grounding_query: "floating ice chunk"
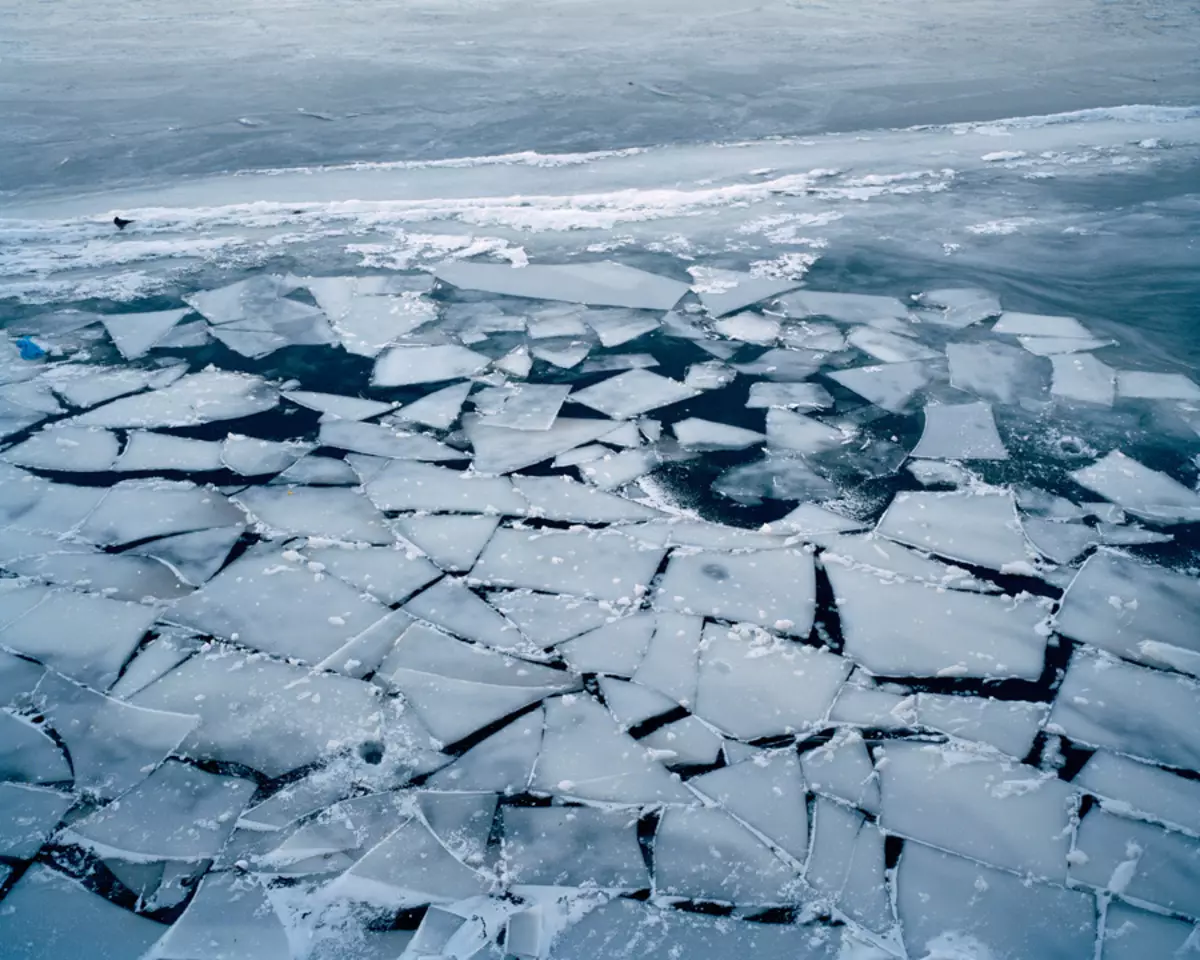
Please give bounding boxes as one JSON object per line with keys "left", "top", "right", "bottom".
{"left": 732, "top": 347, "right": 824, "bottom": 381}
{"left": 1050, "top": 353, "right": 1116, "bottom": 406}
{"left": 655, "top": 807, "right": 799, "bottom": 903}
{"left": 993, "top": 311, "right": 1093, "bottom": 339}
{"left": 404, "top": 576, "right": 524, "bottom": 651}
{"left": 1072, "top": 809, "right": 1200, "bottom": 917}
{"left": 512, "top": 475, "right": 658, "bottom": 523}
{"left": 776, "top": 290, "right": 909, "bottom": 324}
{"left": 283, "top": 389, "right": 394, "bottom": 421}
{"left": 101, "top": 308, "right": 191, "bottom": 360}
{"left": 114, "top": 432, "right": 222, "bottom": 472}
{"left": 0, "top": 646, "right": 46, "bottom": 702}
{"left": 1077, "top": 750, "right": 1200, "bottom": 836}
{"left": 695, "top": 623, "right": 849, "bottom": 739}
{"left": 168, "top": 546, "right": 388, "bottom": 662}
{"left": 551, "top": 444, "right": 611, "bottom": 468}
{"left": 555, "top": 612, "right": 655, "bottom": 675}
{"left": 333, "top": 293, "right": 437, "bottom": 356}
{"left": 1117, "top": 370, "right": 1200, "bottom": 401}
{"left": 7, "top": 550, "right": 193, "bottom": 602}
{"left": 830, "top": 682, "right": 916, "bottom": 730}
{"left": 472, "top": 527, "right": 665, "bottom": 602}
{"left": 396, "top": 514, "right": 499, "bottom": 572}
{"left": 640, "top": 715, "right": 722, "bottom": 765}
{"left": 820, "top": 532, "right": 994, "bottom": 590}
{"left": 129, "top": 525, "right": 243, "bottom": 587}
{"left": 600, "top": 421, "right": 643, "bottom": 448}
{"left": 877, "top": 489, "right": 1032, "bottom": 571}
{"left": 372, "top": 344, "right": 490, "bottom": 387}
{"left": 185, "top": 275, "right": 298, "bottom": 323}
{"left": 916, "top": 694, "right": 1046, "bottom": 758}
{"left": 0, "top": 710, "right": 70, "bottom": 783}
{"left": 581, "top": 448, "right": 655, "bottom": 491}
{"left": 779, "top": 320, "right": 847, "bottom": 352}
{"left": 827, "top": 565, "right": 1046, "bottom": 679}
{"left": 489, "top": 591, "right": 610, "bottom": 645}
{"left": 713, "top": 311, "right": 781, "bottom": 345}
{"left": 151, "top": 319, "right": 209, "bottom": 349}
{"left": 151, "top": 872, "right": 290, "bottom": 960}
{"left": 693, "top": 269, "right": 800, "bottom": 317}
{"left": 1101, "top": 900, "right": 1197, "bottom": 960}
{"left": 910, "top": 401, "right": 1008, "bottom": 460}
{"left": 3, "top": 425, "right": 120, "bottom": 472}
{"left": 256, "top": 790, "right": 411, "bottom": 875}
{"left": 387, "top": 383, "right": 470, "bottom": 432}
{"left": 495, "top": 345, "right": 533, "bottom": 378}
{"left": 671, "top": 417, "right": 763, "bottom": 451}
{"left": 426, "top": 708, "right": 543, "bottom": 794}
{"left": 65, "top": 760, "right": 254, "bottom": 860}
{"left": 418, "top": 790, "right": 496, "bottom": 866}
{"left": 1, "top": 586, "right": 157, "bottom": 688}
{"left": 879, "top": 741, "right": 1074, "bottom": 879}
{"left": 235, "top": 486, "right": 393, "bottom": 543}
{"left": 47, "top": 368, "right": 156, "bottom": 411}
{"left": 682, "top": 361, "right": 735, "bottom": 391}
{"left": 1072, "top": 450, "right": 1200, "bottom": 524}
{"left": 272, "top": 454, "right": 359, "bottom": 485}
{"left": 768, "top": 503, "right": 868, "bottom": 541}
{"left": 805, "top": 800, "right": 878, "bottom": 918}
{"left": 316, "top": 607, "right": 413, "bottom": 678}
{"left": 70, "top": 371, "right": 278, "bottom": 428}
{"left": 502, "top": 806, "right": 648, "bottom": 888}
{"left": 528, "top": 308, "right": 588, "bottom": 339}
{"left": 479, "top": 384, "right": 572, "bottom": 432}
{"left": 906, "top": 458, "right": 974, "bottom": 487}
{"left": 318, "top": 419, "right": 460, "bottom": 460}
{"left": 1018, "top": 335, "right": 1113, "bottom": 355}
{"left": 582, "top": 308, "right": 660, "bottom": 346}
{"left": 466, "top": 415, "right": 620, "bottom": 474}
{"left": 34, "top": 671, "right": 197, "bottom": 799}
{"left": 801, "top": 730, "right": 880, "bottom": 813}
{"left": 896, "top": 842, "right": 1096, "bottom": 959}
{"left": 0, "top": 865, "right": 165, "bottom": 960}
{"left": 947, "top": 341, "right": 1047, "bottom": 405}
{"left": 1050, "top": 650, "right": 1200, "bottom": 771}
{"left": 531, "top": 695, "right": 691, "bottom": 803}
{"left": 529, "top": 339, "right": 592, "bottom": 369}
{"left": 690, "top": 751, "right": 808, "bottom": 860}
{"left": 713, "top": 455, "right": 839, "bottom": 504}
{"left": 623, "top": 519, "right": 789, "bottom": 551}
{"left": 221, "top": 435, "right": 310, "bottom": 475}
{"left": 570, "top": 370, "right": 699, "bottom": 420}
{"left": 1054, "top": 552, "right": 1200, "bottom": 675}
{"left": 305, "top": 274, "right": 433, "bottom": 317}
{"left": 746, "top": 382, "right": 833, "bottom": 411}
{"left": 0, "top": 781, "right": 73, "bottom": 858}
{"left": 916, "top": 288, "right": 1001, "bottom": 328}
{"left": 435, "top": 260, "right": 689, "bottom": 311}
{"left": 656, "top": 548, "right": 815, "bottom": 635}
{"left": 80, "top": 479, "right": 243, "bottom": 546}
{"left": 107, "top": 631, "right": 201, "bottom": 700}
{"left": 765, "top": 408, "right": 850, "bottom": 455}
{"left": 828, "top": 361, "right": 932, "bottom": 412}
{"left": 632, "top": 613, "right": 702, "bottom": 706}
{"left": 846, "top": 327, "right": 936, "bottom": 363}
{"left": 365, "top": 462, "right": 522, "bottom": 515}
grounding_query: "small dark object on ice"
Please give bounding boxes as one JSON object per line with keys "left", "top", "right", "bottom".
{"left": 113, "top": 216, "right": 133, "bottom": 230}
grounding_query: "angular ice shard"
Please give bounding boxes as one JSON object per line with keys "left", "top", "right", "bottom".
{"left": 107, "top": 631, "right": 201, "bottom": 700}
{"left": 599, "top": 676, "right": 676, "bottom": 730}
{"left": 366, "top": 460, "right": 525, "bottom": 514}
{"left": 669, "top": 416, "right": 762, "bottom": 451}
{"left": 396, "top": 514, "right": 500, "bottom": 572}
{"left": 582, "top": 308, "right": 660, "bottom": 346}
{"left": 0, "top": 710, "right": 70, "bottom": 784}
{"left": 829, "top": 681, "right": 916, "bottom": 730}
{"left": 916, "top": 694, "right": 1046, "bottom": 758}
{"left": 1117, "top": 370, "right": 1200, "bottom": 401}
{"left": 168, "top": 547, "right": 388, "bottom": 662}
{"left": 372, "top": 344, "right": 490, "bottom": 387}
{"left": 476, "top": 384, "right": 571, "bottom": 431}
{"left": 1054, "top": 551, "right": 1200, "bottom": 675}
{"left": 690, "top": 751, "right": 808, "bottom": 860}
{"left": 133, "top": 643, "right": 440, "bottom": 778}
{"left": 513, "top": 475, "right": 660, "bottom": 522}
{"left": 426, "top": 708, "right": 543, "bottom": 794}
{"left": 466, "top": 415, "right": 621, "bottom": 474}
{"left": 1018, "top": 335, "right": 1113, "bottom": 355}
{"left": 732, "top": 347, "right": 824, "bottom": 380}
{"left": 404, "top": 577, "right": 525, "bottom": 652}
{"left": 489, "top": 591, "right": 610, "bottom": 645}
{"left": 640, "top": 716, "right": 722, "bottom": 765}
{"left": 102, "top": 308, "right": 191, "bottom": 360}
{"left": 910, "top": 401, "right": 1008, "bottom": 460}
{"left": 765, "top": 408, "right": 849, "bottom": 455}
{"left": 947, "top": 341, "right": 1047, "bottom": 405}
{"left": 65, "top": 760, "right": 254, "bottom": 860}
{"left": 776, "top": 290, "right": 909, "bottom": 324}
{"left": 70, "top": 371, "right": 278, "bottom": 428}
{"left": 115, "top": 432, "right": 224, "bottom": 472}
{"left": 993, "top": 311, "right": 1093, "bottom": 339}
{"left": 655, "top": 807, "right": 799, "bottom": 903}
{"left": 272, "top": 454, "right": 359, "bottom": 486}
{"left": 1077, "top": 750, "right": 1200, "bottom": 836}
{"left": 1101, "top": 900, "right": 1197, "bottom": 960}
{"left": 501, "top": 806, "right": 648, "bottom": 888}
{"left": 130, "top": 525, "right": 243, "bottom": 587}
{"left": 0, "top": 865, "right": 165, "bottom": 960}
{"left": 496, "top": 346, "right": 533, "bottom": 378}
{"left": 896, "top": 842, "right": 1095, "bottom": 960}
{"left": 556, "top": 612, "right": 655, "bottom": 675}
{"left": 805, "top": 799, "right": 891, "bottom": 930}
{"left": 746, "top": 381, "right": 833, "bottom": 411}
{"left": 623, "top": 519, "right": 789, "bottom": 551}
{"left": 876, "top": 489, "right": 1032, "bottom": 571}
{"left": 632, "top": 613, "right": 702, "bottom": 706}
{"left": 435, "top": 261, "right": 689, "bottom": 311}
{"left": 81, "top": 479, "right": 243, "bottom": 546}
{"left": 47, "top": 368, "right": 155, "bottom": 410}
{"left": 387, "top": 383, "right": 471, "bottom": 432}
{"left": 282, "top": 389, "right": 394, "bottom": 421}
{"left": 236, "top": 486, "right": 393, "bottom": 543}
{"left": 713, "top": 312, "right": 781, "bottom": 344}
{"left": 471, "top": 527, "right": 665, "bottom": 602}
{"left": 580, "top": 447, "right": 655, "bottom": 490}
{"left": 256, "top": 790, "right": 411, "bottom": 875}
{"left": 1050, "top": 353, "right": 1116, "bottom": 406}
{"left": 331, "top": 293, "right": 437, "bottom": 356}
{"left": 768, "top": 502, "right": 868, "bottom": 541}
{"left": 151, "top": 872, "right": 290, "bottom": 960}
{"left": 694, "top": 623, "right": 849, "bottom": 739}
{"left": 6, "top": 550, "right": 193, "bottom": 603}
{"left": 846, "top": 326, "right": 937, "bottom": 363}
{"left": 684, "top": 360, "right": 736, "bottom": 391}
{"left": 827, "top": 565, "right": 1046, "bottom": 679}
{"left": 220, "top": 435, "right": 310, "bottom": 475}
{"left": 820, "top": 532, "right": 994, "bottom": 590}
{"left": 530, "top": 695, "right": 691, "bottom": 803}
{"left": 570, "top": 369, "right": 700, "bottom": 420}
{"left": 318, "top": 419, "right": 460, "bottom": 460}
{"left": 0, "top": 781, "right": 73, "bottom": 858}
{"left": 655, "top": 548, "right": 816, "bottom": 635}
{"left": 827, "top": 361, "right": 932, "bottom": 412}
{"left": 1072, "top": 808, "right": 1200, "bottom": 917}
{"left": 779, "top": 320, "right": 847, "bottom": 351}
{"left": 879, "top": 741, "right": 1074, "bottom": 879}
{"left": 34, "top": 671, "right": 197, "bottom": 799}
{"left": 305, "top": 274, "right": 433, "bottom": 318}
{"left": 3, "top": 426, "right": 120, "bottom": 472}
{"left": 800, "top": 730, "right": 879, "bottom": 814}
{"left": 1050, "top": 650, "right": 1200, "bottom": 771}
{"left": 1072, "top": 450, "right": 1200, "bottom": 524}
{"left": 418, "top": 790, "right": 496, "bottom": 865}
{"left": 1022, "top": 517, "right": 1099, "bottom": 564}
{"left": 530, "top": 339, "right": 592, "bottom": 369}
{"left": 693, "top": 269, "right": 800, "bottom": 317}
{"left": 916, "top": 288, "right": 1001, "bottom": 328}
{"left": 713, "top": 455, "right": 840, "bottom": 504}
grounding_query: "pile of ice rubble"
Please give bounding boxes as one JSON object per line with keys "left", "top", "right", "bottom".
{"left": 1, "top": 259, "right": 1199, "bottom": 960}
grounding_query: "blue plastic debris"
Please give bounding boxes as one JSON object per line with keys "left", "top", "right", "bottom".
{"left": 15, "top": 337, "right": 46, "bottom": 360}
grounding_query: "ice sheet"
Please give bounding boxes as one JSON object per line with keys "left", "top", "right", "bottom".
{"left": 466, "top": 415, "right": 622, "bottom": 474}
{"left": 151, "top": 872, "right": 290, "bottom": 960}
{"left": 827, "top": 361, "right": 932, "bottom": 412}
{"left": 1072, "top": 450, "right": 1200, "bottom": 524}
{"left": 690, "top": 751, "right": 808, "bottom": 860}
{"left": 70, "top": 371, "right": 278, "bottom": 428}
{"left": 875, "top": 489, "right": 1033, "bottom": 571}
{"left": 714, "top": 311, "right": 781, "bottom": 344}
{"left": 993, "top": 311, "right": 1093, "bottom": 338}
{"left": 283, "top": 389, "right": 394, "bottom": 421}
{"left": 392, "top": 381, "right": 472, "bottom": 430}
{"left": 235, "top": 485, "right": 393, "bottom": 543}
{"left": 318, "top": 419, "right": 461, "bottom": 460}
{"left": 397, "top": 514, "right": 500, "bottom": 571}
{"left": 672, "top": 417, "right": 764, "bottom": 450}
{"left": 910, "top": 401, "right": 1008, "bottom": 459}
{"left": 3, "top": 425, "right": 120, "bottom": 471}
{"left": 435, "top": 260, "right": 689, "bottom": 311}
{"left": 947, "top": 340, "right": 1047, "bottom": 405}
{"left": 372, "top": 344, "right": 490, "bottom": 386}
{"left": 632, "top": 612, "right": 702, "bottom": 706}
{"left": 81, "top": 479, "right": 244, "bottom": 546}
{"left": 1076, "top": 750, "right": 1200, "bottom": 836}
{"left": 501, "top": 806, "right": 648, "bottom": 888}
{"left": 746, "top": 381, "right": 834, "bottom": 411}
{"left": 102, "top": 308, "right": 191, "bottom": 360}
{"left": 116, "top": 432, "right": 224, "bottom": 472}
{"left": 489, "top": 590, "right": 611, "bottom": 645}
{"left": 555, "top": 612, "right": 655, "bottom": 675}
{"left": 1101, "top": 900, "right": 1197, "bottom": 960}
{"left": 569, "top": 369, "right": 699, "bottom": 420}
{"left": 1117, "top": 369, "right": 1200, "bottom": 401}
{"left": 221, "top": 435, "right": 311, "bottom": 475}
{"left": 693, "top": 269, "right": 800, "bottom": 317}
{"left": 403, "top": 576, "right": 526, "bottom": 652}
{"left": 776, "top": 290, "right": 909, "bottom": 324}
{"left": 801, "top": 729, "right": 880, "bottom": 813}
{"left": 513, "top": 474, "right": 660, "bottom": 522}
{"left": 916, "top": 694, "right": 1047, "bottom": 758}
{"left": 0, "top": 781, "right": 73, "bottom": 858}
{"left": 365, "top": 460, "right": 526, "bottom": 514}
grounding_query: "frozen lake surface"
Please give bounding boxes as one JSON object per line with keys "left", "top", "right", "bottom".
{"left": 1, "top": 4, "right": 1200, "bottom": 957}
